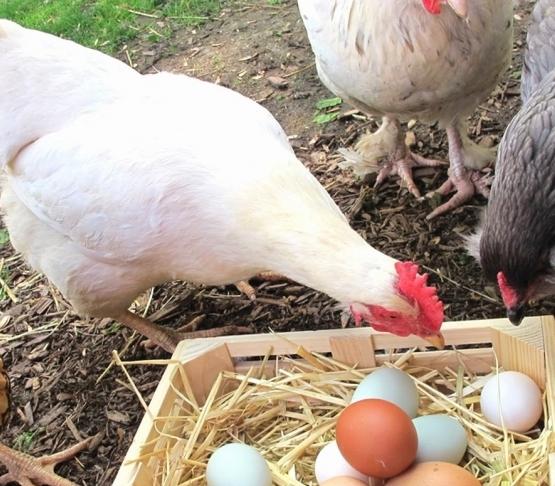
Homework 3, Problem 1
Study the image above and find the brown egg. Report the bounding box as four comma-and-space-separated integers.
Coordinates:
386, 462, 480, 485
336, 399, 417, 478
320, 477, 370, 486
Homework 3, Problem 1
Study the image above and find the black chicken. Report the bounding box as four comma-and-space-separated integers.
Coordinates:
469, 0, 555, 323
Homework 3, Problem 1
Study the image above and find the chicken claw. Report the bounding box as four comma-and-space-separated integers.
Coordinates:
234, 272, 290, 301
340, 117, 446, 198
426, 168, 491, 220
0, 437, 92, 486
426, 124, 493, 220
375, 151, 446, 198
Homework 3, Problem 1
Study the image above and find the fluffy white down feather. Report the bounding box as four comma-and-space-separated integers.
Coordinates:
0, 21, 414, 320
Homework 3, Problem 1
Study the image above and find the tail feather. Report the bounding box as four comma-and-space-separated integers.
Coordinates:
338, 117, 399, 177
464, 207, 487, 263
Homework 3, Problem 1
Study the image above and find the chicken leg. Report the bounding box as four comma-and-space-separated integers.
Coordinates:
0, 438, 91, 486
115, 310, 252, 353
426, 124, 492, 220
340, 117, 446, 198
234, 271, 291, 301
118, 272, 292, 353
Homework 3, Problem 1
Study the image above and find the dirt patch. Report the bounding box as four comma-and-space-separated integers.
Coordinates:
0, 2, 551, 485
153, 2, 328, 138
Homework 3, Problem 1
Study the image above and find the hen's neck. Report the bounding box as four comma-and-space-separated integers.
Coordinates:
253, 208, 399, 306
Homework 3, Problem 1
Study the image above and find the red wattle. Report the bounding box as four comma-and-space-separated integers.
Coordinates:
497, 272, 519, 309
422, 0, 442, 14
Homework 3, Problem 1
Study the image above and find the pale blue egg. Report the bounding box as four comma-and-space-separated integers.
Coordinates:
206, 443, 272, 486
351, 368, 419, 417
413, 415, 468, 464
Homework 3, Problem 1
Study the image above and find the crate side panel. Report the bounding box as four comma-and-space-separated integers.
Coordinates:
492, 319, 546, 389
330, 335, 376, 367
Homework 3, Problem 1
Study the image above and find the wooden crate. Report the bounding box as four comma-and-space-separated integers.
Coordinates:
114, 315, 555, 485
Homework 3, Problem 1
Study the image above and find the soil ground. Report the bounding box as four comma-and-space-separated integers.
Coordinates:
0, 1, 551, 484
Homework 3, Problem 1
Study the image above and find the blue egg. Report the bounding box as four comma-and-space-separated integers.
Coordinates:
351, 367, 419, 418
206, 443, 271, 486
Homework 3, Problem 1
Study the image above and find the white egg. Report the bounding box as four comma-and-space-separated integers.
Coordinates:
314, 441, 368, 484
480, 371, 543, 433
413, 414, 468, 464
351, 367, 419, 417
206, 443, 272, 486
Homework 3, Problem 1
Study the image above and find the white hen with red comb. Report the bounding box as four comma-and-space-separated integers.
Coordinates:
1, 20, 444, 351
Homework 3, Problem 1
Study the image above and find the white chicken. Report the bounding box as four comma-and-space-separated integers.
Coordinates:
297, 0, 513, 219
0, 19, 445, 485
1, 20, 445, 352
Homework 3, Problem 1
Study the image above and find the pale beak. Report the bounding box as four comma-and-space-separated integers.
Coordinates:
424, 333, 445, 349
447, 0, 468, 18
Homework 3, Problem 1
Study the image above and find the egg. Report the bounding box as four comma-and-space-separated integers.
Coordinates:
315, 441, 368, 484
413, 415, 467, 464
336, 399, 418, 478
351, 368, 419, 418
206, 443, 271, 486
480, 371, 543, 432
320, 477, 370, 486
385, 461, 480, 485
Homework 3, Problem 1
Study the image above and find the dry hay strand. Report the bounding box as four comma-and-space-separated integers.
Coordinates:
116, 345, 552, 486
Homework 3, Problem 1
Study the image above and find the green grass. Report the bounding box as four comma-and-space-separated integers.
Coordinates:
13, 429, 39, 452
0, 0, 222, 53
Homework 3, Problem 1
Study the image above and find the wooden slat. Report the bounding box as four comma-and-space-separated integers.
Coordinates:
330, 335, 376, 367
178, 317, 525, 361
542, 316, 555, 486
183, 343, 235, 405
542, 316, 555, 417
178, 316, 551, 361
233, 348, 496, 379
112, 352, 182, 486
492, 316, 546, 389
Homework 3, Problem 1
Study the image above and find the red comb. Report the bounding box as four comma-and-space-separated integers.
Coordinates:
422, 0, 442, 14
497, 272, 519, 309
395, 262, 444, 329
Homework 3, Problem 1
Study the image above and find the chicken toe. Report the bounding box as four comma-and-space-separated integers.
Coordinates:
0, 438, 92, 486
426, 168, 491, 220
341, 117, 445, 198
234, 272, 291, 301
375, 151, 446, 198
426, 123, 493, 219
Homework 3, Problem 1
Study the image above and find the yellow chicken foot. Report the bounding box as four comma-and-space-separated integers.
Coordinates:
234, 272, 290, 301
116, 310, 252, 353
426, 125, 492, 220
0, 437, 92, 486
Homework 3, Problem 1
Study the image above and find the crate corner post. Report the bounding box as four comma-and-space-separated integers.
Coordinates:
491, 316, 548, 390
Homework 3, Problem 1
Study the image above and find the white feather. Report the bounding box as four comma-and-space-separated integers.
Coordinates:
2, 64, 410, 317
